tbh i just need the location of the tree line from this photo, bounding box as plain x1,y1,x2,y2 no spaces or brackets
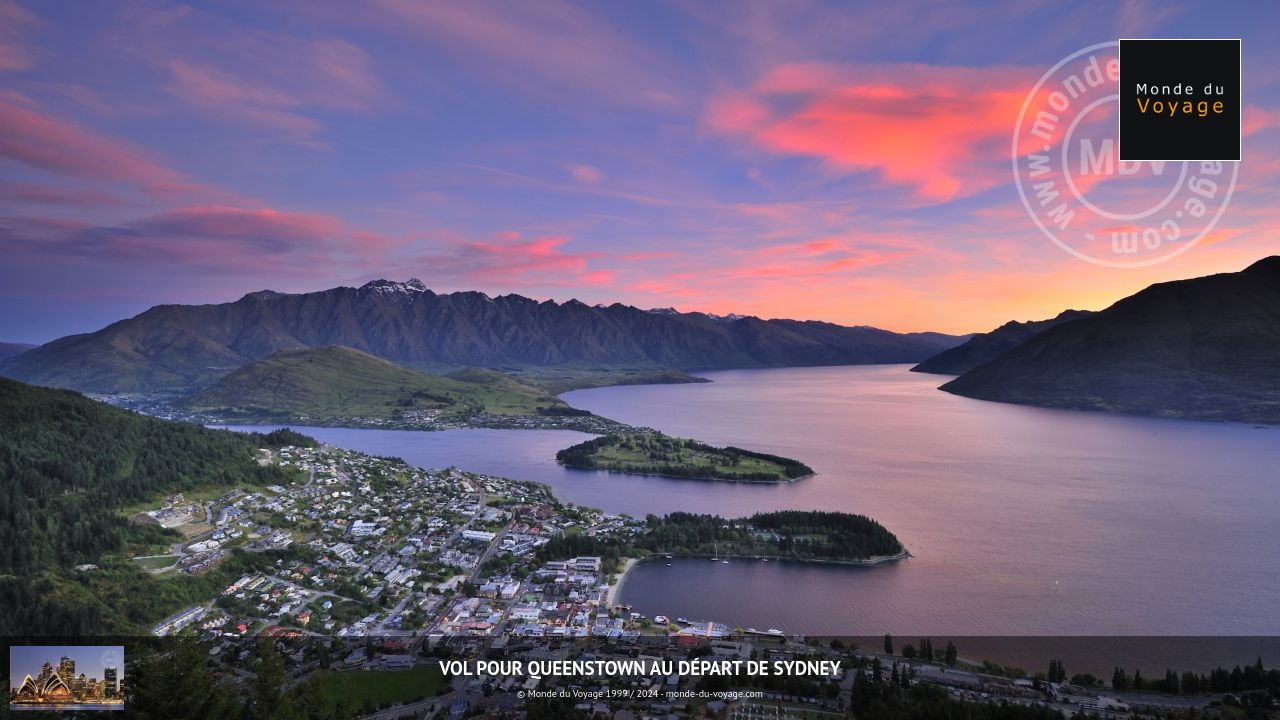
641,510,903,560
556,433,814,481
535,510,903,564
0,377,314,634
1109,658,1280,695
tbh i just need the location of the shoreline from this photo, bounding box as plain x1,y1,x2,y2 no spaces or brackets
615,548,911,592
604,557,640,606
201,413,639,435
635,549,910,569
557,462,814,485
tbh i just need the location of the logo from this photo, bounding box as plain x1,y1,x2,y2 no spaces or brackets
1013,42,1238,267
1119,39,1241,161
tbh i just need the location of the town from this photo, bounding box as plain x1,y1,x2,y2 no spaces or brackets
125,444,1276,719
140,443,645,645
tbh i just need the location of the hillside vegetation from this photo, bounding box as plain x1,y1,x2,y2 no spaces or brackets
538,510,905,563
0,376,312,634
556,432,814,482
185,346,571,421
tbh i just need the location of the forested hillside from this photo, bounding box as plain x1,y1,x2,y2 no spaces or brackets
538,510,904,564
0,377,311,634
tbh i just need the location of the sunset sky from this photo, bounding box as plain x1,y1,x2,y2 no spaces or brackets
2,0,1278,344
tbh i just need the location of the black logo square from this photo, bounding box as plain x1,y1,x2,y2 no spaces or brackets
1119,39,1240,161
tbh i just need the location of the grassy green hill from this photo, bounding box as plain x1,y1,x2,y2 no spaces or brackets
0,376,312,634
184,345,572,421
556,432,814,482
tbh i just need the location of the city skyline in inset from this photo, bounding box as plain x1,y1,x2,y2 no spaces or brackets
8,645,123,693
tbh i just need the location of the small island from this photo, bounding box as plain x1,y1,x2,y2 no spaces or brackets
555,432,814,483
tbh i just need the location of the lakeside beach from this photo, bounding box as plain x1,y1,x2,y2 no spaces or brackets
604,557,640,607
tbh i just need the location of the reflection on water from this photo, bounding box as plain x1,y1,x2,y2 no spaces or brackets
228,364,1280,636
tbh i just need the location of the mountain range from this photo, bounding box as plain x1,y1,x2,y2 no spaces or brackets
940,257,1280,424
0,279,968,393
910,310,1093,375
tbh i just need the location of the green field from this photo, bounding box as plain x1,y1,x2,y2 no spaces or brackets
508,365,710,394
309,666,447,714
556,432,814,482
133,555,179,570
185,346,570,421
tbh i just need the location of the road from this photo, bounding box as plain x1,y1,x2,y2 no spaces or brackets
468,522,513,583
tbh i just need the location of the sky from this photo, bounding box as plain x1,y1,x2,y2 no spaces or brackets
9,645,124,690
1,0,1278,344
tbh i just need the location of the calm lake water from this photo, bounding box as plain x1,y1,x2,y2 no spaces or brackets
229,364,1280,638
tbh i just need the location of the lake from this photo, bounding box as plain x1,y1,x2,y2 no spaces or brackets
229,364,1280,637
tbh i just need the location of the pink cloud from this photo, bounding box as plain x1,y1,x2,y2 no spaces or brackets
137,206,345,242
0,182,126,208
704,92,770,133
409,232,608,288
567,164,604,185
0,99,207,197
706,62,1037,201
109,8,387,145
3,204,399,274
1243,104,1276,138
578,269,619,285
0,0,40,71
728,236,917,279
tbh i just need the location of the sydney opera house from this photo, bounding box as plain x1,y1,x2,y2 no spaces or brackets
12,671,74,704
9,656,120,708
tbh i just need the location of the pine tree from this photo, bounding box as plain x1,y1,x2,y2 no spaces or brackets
123,638,242,720
1111,667,1128,692
248,641,292,720
944,641,958,666
884,633,894,655
851,670,871,714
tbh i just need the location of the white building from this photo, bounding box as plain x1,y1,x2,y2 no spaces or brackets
461,529,496,543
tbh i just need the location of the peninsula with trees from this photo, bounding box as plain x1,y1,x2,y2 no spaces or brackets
539,510,907,565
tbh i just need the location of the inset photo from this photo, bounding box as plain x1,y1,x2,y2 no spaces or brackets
9,646,124,712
